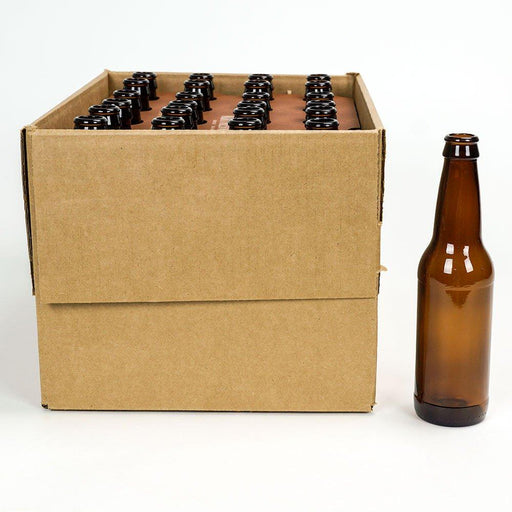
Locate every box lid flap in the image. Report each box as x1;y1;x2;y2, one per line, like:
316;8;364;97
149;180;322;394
29;130;383;304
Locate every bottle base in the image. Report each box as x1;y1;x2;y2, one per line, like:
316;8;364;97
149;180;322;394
414;396;487;427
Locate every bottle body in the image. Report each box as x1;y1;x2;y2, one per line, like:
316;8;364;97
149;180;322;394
415;134;493;427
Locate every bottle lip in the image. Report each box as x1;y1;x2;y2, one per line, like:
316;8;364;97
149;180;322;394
228;117;262;128
161;105;193;115
248;73;273;81
73;115;108;126
184;79;209;87
305;80;332;88
151;116;185;127
89;104;120;114
176;91;204;98
244;80;271;87
233;107;265;116
123;77;150;86
133;71;156;80
242;92;270;99
443;133;479;158
305;117;339;129
102;98;131;108
169;99;198;108
114;88;141;98
444;133;479;143
307;74;331;81
189;73;213;80
305;105;337;115
305;91;335;100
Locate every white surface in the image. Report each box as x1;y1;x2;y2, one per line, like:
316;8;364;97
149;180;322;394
1;0;512;510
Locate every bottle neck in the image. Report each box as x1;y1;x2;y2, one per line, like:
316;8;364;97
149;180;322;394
432;157;482;243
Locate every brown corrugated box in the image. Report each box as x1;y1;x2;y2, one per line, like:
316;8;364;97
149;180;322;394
21;71;385;411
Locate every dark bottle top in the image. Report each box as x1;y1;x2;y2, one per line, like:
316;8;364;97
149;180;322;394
189;73;216;100
168;100;199;129
248;74;274;99
244;80;273;100
242;91;272;111
88;104;121;129
238;99;270;124
304;105;337;121
304;99;336;111
151;116;186;130
73;115;108;130
304;91;335;103
228;117;262;130
102;98;132;129
133;71;159;100
113;89;143;124
184;80;212;111
175;91;206;124
307;73;331;82
304;80;332;100
123;77;151;111
415;134;493;427
304;117;339;130
161;105;195;129
233;106;267;129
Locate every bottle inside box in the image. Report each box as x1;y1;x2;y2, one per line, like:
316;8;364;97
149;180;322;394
129;91;361;130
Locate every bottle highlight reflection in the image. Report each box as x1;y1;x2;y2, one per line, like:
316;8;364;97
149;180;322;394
415;133;493;427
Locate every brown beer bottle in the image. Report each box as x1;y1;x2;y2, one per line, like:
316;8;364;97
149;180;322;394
415;133;493;427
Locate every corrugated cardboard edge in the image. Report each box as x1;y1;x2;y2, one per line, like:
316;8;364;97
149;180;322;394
349;74;384;409
349;72;386;221
20;127;34;294
349;72;386;299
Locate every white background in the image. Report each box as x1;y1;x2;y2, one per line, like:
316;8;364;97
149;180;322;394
1;0;512;510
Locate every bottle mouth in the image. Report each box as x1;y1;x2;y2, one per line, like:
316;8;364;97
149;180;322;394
443;133;479;158
444;133;479;143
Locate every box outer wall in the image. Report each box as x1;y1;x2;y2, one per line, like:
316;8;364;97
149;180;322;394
21;71;385;411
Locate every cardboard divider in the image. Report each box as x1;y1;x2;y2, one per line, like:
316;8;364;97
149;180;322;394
132;93;360;131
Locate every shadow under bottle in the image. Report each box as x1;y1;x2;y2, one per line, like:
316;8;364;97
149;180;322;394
415;134;493;427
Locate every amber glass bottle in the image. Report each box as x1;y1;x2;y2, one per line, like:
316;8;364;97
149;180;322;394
228;117;262;130
415;134;493;427
161;105;195;129
304;118;339;130
133;72;159;100
304;104;337;121
176;91;206;124
123;77;151;111
73;115;108;130
233;105;267;129
88;104;121;129
184;80;212;111
102;98;132;129
113;89;143;124
248;74;274;99
151;116;185;130
189;73;216;100
238;100;270;124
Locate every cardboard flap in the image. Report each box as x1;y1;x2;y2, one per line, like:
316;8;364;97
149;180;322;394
30;130;382;304
20;127;35;294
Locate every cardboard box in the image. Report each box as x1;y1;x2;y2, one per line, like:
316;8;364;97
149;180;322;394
21;71;385;411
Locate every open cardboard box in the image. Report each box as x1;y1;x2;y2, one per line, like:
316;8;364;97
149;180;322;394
21;71;385;411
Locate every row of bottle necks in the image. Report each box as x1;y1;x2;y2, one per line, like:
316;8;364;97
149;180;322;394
73;72;344;131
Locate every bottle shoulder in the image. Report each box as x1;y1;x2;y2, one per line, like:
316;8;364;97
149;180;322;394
418;239;493;285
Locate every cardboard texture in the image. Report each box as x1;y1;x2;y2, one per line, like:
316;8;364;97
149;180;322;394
21;71;385;411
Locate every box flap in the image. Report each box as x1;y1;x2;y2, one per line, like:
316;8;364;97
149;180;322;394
20;127;35;294
30;129;382;304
